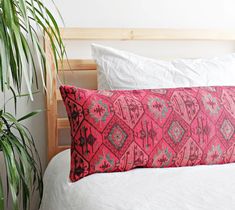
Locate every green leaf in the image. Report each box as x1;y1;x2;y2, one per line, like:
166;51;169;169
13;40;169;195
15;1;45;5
17;110;41;122
0;0;66;100
0;175;4;210
9;86;17;115
0;110;43;210
0;0;65;208
1;139;20;210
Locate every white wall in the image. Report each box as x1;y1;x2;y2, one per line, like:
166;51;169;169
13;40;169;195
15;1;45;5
1;0;235;209
51;0;235;28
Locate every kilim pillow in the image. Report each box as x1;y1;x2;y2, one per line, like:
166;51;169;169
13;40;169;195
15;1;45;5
60;85;235;182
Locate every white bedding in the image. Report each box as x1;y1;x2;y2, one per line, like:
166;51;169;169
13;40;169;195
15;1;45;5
40;149;235;210
92;44;235;90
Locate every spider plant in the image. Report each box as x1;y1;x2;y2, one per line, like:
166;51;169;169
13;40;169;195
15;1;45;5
0;0;65;209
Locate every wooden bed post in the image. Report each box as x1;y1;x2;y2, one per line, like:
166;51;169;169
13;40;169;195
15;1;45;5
45;34;58;161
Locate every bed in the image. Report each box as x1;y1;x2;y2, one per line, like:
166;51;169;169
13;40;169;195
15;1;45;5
40;149;235;210
41;28;235;210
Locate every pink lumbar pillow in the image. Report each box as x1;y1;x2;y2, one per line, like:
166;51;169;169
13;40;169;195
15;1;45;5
60;85;235;182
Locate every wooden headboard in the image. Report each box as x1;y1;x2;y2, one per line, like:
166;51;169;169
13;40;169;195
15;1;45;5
45;28;235;161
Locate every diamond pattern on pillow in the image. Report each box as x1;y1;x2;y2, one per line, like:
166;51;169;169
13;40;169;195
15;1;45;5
60;85;235;182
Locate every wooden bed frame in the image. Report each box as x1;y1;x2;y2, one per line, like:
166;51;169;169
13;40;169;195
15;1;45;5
45;28;235;161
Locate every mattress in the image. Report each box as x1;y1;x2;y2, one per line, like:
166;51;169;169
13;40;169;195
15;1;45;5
40;149;235;210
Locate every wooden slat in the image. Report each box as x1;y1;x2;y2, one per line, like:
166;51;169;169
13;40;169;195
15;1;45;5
58;59;97;71
60;28;133;40
45;34;59;161
133;29;235;41
60;28;235;41
57;118;69;129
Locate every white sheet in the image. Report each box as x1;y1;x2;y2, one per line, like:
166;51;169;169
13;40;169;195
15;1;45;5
40;149;235;210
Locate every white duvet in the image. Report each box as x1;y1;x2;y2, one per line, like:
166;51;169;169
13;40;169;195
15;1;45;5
40;149;235;210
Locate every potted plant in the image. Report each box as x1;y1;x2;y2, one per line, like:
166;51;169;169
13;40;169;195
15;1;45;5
0;0;65;209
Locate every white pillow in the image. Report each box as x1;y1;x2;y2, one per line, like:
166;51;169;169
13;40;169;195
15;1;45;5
91;43;235;90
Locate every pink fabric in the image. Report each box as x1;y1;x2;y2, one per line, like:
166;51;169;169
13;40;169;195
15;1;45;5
60;85;235;182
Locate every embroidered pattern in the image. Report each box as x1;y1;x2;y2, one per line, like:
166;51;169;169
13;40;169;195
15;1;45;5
60;86;235;182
